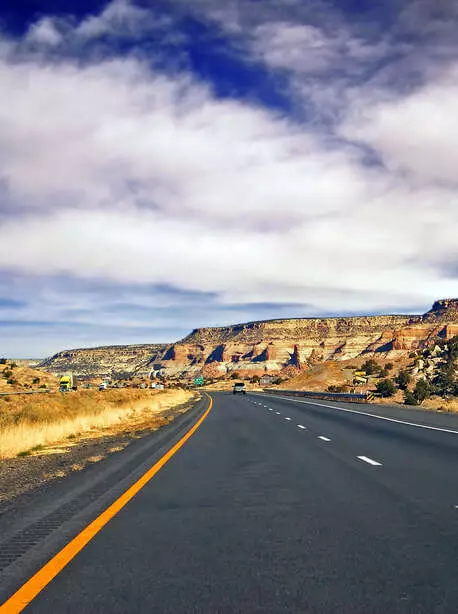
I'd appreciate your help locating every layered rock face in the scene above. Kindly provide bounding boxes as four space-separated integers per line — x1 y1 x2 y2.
39 344 167 378
40 300 458 379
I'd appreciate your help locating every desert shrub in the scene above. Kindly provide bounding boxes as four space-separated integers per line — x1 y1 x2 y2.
361 359 380 375
32 377 40 384
395 370 411 390
404 391 418 405
376 379 396 397
413 379 431 404
327 385 346 393
7 378 17 385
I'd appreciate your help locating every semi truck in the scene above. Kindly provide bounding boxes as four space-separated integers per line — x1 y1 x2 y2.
59 373 77 392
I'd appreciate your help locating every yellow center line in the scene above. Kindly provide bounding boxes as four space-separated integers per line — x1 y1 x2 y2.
0 393 213 614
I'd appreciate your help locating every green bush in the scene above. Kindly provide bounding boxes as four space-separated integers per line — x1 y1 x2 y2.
360 359 380 375
7 378 17 385
3 369 12 379
395 370 411 390
404 391 418 405
376 379 396 397
413 379 431 404
327 385 346 393
32 377 40 384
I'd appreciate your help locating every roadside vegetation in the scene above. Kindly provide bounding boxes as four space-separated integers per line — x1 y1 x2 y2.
0 388 196 459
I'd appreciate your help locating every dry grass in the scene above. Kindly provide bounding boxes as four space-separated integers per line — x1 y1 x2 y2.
0 389 195 459
423 396 458 414
0 362 59 393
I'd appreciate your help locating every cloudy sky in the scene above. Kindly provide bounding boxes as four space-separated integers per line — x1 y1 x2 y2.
1 0 457 357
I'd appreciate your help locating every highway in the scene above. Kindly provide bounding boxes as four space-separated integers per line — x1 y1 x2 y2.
1 392 458 613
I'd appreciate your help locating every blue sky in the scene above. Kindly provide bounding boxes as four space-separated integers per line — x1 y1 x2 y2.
0 0 457 357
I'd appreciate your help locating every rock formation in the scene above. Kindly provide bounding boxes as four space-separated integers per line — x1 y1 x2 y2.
40 299 458 380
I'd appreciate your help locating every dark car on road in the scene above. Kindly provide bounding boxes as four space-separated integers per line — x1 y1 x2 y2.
233 382 246 395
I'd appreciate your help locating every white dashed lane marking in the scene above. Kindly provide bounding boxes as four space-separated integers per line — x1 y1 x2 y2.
285 417 292 421
297 425 307 430
357 455 382 467
318 436 331 442
275 412 281 415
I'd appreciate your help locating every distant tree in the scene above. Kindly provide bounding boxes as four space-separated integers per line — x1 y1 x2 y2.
385 363 394 371
251 375 260 384
230 372 240 380
361 359 380 375
327 385 346 393
3 369 12 379
413 379 431 404
10 362 17 369
376 379 396 397
6 378 16 385
0 358 6 364
395 370 411 390
404 391 418 405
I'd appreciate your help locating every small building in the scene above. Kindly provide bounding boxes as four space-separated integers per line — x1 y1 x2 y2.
260 375 275 386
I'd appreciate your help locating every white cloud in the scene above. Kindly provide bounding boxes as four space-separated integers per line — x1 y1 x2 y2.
75 0 170 40
25 18 64 46
0 0 457 351
341 64 458 187
251 21 389 77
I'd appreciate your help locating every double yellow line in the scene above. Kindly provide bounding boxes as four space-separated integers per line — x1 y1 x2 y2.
0 394 213 613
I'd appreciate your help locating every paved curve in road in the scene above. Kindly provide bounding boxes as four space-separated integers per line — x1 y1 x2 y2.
1 392 458 613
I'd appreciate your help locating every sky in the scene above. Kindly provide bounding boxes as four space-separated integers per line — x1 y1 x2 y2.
0 0 457 357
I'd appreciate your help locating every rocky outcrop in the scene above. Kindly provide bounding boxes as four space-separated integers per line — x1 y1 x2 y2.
40 299 458 379
39 344 168 379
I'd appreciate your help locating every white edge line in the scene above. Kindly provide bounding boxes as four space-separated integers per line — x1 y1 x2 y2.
252 393 458 435
357 455 382 467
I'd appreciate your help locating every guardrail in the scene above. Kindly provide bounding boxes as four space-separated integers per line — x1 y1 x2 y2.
0 389 52 397
262 389 375 403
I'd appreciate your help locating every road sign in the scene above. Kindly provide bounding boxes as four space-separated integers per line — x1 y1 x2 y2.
194 377 204 386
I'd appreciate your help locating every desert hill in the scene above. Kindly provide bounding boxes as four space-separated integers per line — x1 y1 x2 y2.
39 299 458 381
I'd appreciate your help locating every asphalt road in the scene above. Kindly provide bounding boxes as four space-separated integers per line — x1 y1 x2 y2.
2 392 458 613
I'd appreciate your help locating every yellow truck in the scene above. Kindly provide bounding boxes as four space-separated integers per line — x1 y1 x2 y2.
59 373 77 392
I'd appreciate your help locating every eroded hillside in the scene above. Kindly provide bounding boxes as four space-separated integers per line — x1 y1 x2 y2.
39 300 458 380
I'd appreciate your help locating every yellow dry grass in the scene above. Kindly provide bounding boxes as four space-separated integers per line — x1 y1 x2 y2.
423 396 458 414
0 362 59 393
0 389 195 459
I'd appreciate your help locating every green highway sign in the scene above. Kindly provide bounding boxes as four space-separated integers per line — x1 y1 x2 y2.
194 377 204 386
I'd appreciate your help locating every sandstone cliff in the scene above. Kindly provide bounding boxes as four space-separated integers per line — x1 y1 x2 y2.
39 344 167 378
40 299 458 380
